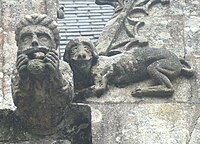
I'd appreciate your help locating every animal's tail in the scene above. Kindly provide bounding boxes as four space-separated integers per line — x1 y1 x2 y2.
180 59 195 77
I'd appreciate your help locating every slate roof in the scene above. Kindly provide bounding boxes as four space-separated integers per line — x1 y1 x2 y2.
57 0 114 58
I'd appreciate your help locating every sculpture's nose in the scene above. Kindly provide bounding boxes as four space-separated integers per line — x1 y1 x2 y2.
77 46 87 60
77 53 86 60
32 35 39 47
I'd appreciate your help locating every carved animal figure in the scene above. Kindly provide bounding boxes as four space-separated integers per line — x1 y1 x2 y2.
64 37 194 100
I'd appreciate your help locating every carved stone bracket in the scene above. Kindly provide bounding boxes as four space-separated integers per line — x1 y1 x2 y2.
95 0 170 55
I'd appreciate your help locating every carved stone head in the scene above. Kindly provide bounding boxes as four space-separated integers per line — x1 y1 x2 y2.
15 14 60 77
15 14 60 51
64 37 99 73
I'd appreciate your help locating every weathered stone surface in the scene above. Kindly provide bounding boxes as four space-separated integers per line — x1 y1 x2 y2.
0 27 3 107
184 0 200 16
148 0 184 16
139 16 184 57
184 16 200 57
90 103 200 144
95 0 173 55
1 75 15 109
86 76 196 104
189 116 200 144
194 57 200 102
1 0 57 30
1 30 18 109
0 139 71 144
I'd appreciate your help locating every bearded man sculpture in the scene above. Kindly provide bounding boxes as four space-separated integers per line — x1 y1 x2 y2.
0 14 91 144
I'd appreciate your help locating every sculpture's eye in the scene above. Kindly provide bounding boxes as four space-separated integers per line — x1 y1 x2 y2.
71 46 78 54
38 34 49 42
83 45 92 53
21 35 32 43
84 45 90 49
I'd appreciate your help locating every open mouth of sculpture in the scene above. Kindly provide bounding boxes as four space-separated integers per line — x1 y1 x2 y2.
72 59 92 69
17 46 50 60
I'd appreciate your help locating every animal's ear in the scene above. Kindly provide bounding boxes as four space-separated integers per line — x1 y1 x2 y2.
88 41 99 66
63 47 69 63
88 40 99 59
63 40 75 63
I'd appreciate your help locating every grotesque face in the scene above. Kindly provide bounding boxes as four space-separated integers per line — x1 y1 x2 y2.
70 41 93 73
16 25 57 76
18 25 56 51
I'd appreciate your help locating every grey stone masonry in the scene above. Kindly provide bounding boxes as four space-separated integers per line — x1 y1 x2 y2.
57 0 113 58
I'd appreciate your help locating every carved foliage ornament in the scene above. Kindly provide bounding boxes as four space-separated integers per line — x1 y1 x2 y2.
95 0 170 55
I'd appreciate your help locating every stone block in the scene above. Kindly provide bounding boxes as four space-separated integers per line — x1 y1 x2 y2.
90 103 200 144
189 116 200 144
148 0 185 16
194 57 200 102
1 0 25 30
2 30 17 76
140 16 185 57
0 28 4 71
184 0 200 16
87 76 196 104
184 16 200 57
1 0 57 30
1 75 15 110
0 90 3 107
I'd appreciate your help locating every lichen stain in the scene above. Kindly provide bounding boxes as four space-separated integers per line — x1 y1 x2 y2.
155 104 183 122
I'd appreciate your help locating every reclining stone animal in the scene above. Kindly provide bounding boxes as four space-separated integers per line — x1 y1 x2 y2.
64 37 194 101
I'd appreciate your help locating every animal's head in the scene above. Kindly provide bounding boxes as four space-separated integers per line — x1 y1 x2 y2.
63 37 99 73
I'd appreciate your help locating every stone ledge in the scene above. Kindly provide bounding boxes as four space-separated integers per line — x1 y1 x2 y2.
90 103 200 144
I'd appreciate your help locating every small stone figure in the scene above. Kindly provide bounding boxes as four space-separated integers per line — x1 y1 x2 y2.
0 14 91 144
57 6 64 19
64 37 194 101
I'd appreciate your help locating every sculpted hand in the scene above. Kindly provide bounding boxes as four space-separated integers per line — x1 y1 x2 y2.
43 49 59 76
16 54 29 78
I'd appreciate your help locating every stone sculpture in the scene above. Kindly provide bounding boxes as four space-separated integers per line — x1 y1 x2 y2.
95 0 170 55
0 14 91 144
64 37 194 101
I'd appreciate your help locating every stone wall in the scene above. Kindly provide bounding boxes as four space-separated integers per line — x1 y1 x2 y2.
0 0 58 109
86 0 200 143
0 0 200 143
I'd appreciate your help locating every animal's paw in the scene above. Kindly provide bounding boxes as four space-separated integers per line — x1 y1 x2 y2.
132 86 174 97
161 0 170 4
131 88 144 97
95 86 106 98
